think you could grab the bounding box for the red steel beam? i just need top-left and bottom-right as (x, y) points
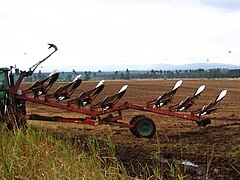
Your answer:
(15, 94), (98, 117)
(94, 102), (198, 121)
(124, 103), (198, 121)
(16, 94), (199, 123)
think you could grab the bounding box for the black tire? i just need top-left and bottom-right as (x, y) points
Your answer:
(0, 101), (4, 122)
(16, 100), (27, 129)
(133, 116), (156, 138)
(129, 115), (146, 135)
(6, 99), (27, 131)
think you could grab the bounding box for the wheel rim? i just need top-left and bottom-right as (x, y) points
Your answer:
(138, 121), (153, 136)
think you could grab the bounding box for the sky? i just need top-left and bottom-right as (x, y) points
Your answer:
(1, 0), (240, 71)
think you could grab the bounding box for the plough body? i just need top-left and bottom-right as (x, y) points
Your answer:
(0, 44), (228, 138)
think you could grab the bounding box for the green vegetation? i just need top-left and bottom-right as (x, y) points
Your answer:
(0, 126), (126, 179)
(0, 125), (190, 179)
(0, 127), (188, 179)
(22, 68), (240, 82)
(228, 144), (240, 157)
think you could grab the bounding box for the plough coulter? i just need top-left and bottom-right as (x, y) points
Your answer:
(0, 44), (228, 138)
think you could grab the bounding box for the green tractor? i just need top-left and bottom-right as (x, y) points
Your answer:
(0, 67), (11, 100)
(0, 44), (57, 130)
(0, 67), (11, 112)
(0, 67), (26, 129)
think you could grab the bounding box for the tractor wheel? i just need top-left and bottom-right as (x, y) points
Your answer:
(0, 101), (4, 122)
(16, 100), (27, 130)
(132, 116), (156, 138)
(129, 115), (147, 135)
(6, 100), (27, 131)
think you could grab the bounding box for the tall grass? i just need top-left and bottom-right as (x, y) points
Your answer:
(0, 125), (188, 179)
(0, 126), (129, 179)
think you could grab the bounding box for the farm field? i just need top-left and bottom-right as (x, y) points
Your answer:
(23, 79), (240, 179)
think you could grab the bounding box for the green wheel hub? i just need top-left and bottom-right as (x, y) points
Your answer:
(138, 121), (153, 136)
(130, 115), (156, 138)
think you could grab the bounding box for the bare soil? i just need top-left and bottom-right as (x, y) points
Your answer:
(23, 79), (240, 179)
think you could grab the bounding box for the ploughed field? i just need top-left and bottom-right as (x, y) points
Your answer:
(23, 79), (240, 179)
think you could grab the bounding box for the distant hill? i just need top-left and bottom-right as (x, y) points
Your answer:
(85, 63), (240, 71)
(43, 63), (240, 72)
(174, 63), (239, 70)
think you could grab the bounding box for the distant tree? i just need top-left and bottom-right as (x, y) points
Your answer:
(88, 71), (91, 76)
(120, 72), (124, 79)
(84, 71), (90, 81)
(150, 69), (156, 78)
(93, 72), (97, 79)
(37, 70), (44, 80)
(113, 71), (119, 79)
(125, 69), (130, 79)
(33, 75), (37, 81)
(66, 74), (72, 82)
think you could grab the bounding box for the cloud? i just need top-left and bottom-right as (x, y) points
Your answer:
(1, 0), (240, 71)
(199, 0), (240, 10)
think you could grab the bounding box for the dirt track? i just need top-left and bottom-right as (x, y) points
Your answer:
(24, 79), (240, 179)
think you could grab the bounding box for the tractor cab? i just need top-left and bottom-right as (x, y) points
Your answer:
(0, 68), (10, 99)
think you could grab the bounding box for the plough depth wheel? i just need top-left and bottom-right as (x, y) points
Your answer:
(130, 115), (146, 135)
(130, 115), (156, 138)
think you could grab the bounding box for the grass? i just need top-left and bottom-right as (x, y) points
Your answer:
(227, 144), (240, 158)
(0, 123), (193, 179)
(0, 125), (128, 179)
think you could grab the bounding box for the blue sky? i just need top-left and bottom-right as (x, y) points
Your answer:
(1, 0), (240, 71)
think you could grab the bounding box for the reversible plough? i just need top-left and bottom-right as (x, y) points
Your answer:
(0, 44), (228, 138)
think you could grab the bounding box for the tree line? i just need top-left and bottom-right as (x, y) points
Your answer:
(22, 68), (240, 82)
(98, 68), (240, 80)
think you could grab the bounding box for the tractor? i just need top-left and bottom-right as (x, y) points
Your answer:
(0, 66), (26, 129)
(0, 44), (57, 130)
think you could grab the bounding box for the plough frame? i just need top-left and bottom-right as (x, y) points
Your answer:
(1, 44), (227, 138)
